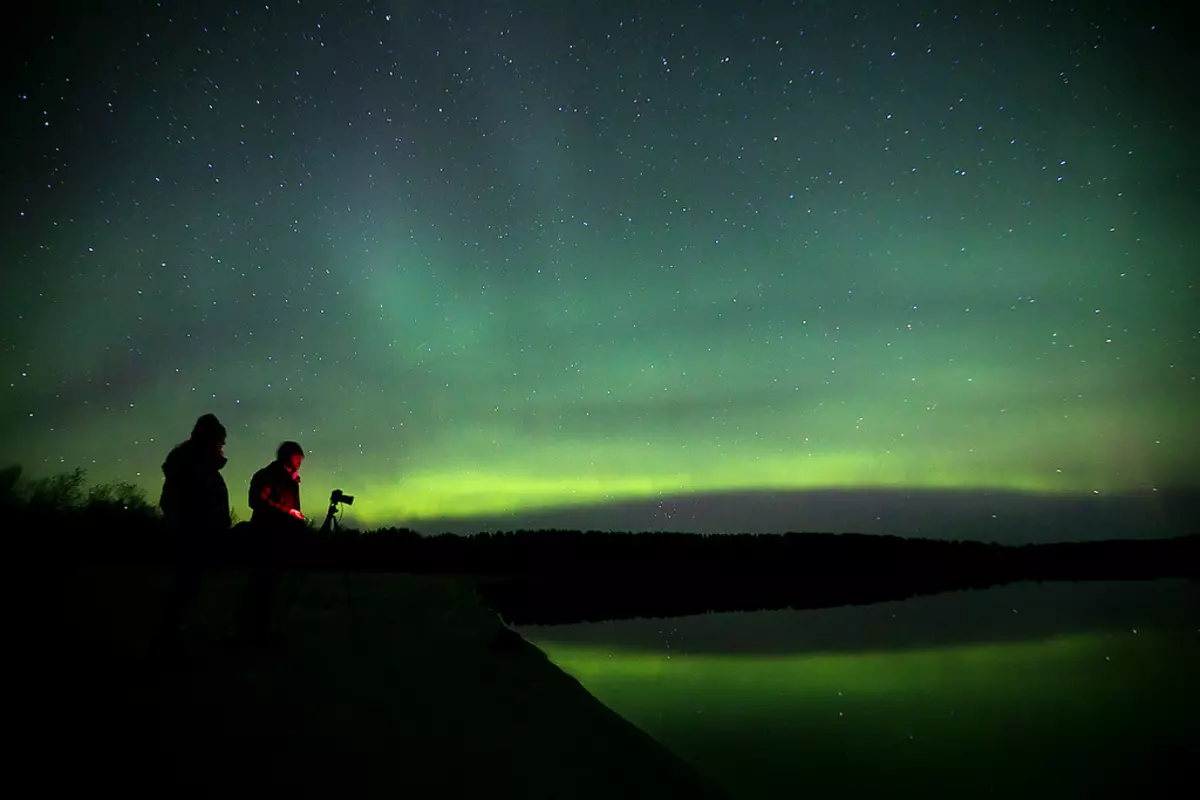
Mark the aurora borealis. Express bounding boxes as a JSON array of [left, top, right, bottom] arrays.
[[2, 0, 1196, 534], [524, 580, 1198, 796]]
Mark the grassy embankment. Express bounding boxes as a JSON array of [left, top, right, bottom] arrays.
[[41, 564, 726, 799]]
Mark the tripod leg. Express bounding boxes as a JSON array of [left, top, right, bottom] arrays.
[[319, 503, 337, 534]]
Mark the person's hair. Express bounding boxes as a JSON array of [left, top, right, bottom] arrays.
[[277, 441, 304, 461], [191, 413, 226, 443]]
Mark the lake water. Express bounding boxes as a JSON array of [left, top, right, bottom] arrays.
[[521, 580, 1198, 798]]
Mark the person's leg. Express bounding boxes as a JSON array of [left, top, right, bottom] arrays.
[[152, 531, 203, 653], [236, 526, 280, 643], [258, 560, 284, 639]]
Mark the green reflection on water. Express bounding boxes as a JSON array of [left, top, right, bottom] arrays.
[[530, 631, 1196, 798]]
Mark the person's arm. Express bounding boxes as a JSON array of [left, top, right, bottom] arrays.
[[249, 471, 303, 519], [249, 471, 283, 514], [213, 481, 232, 530], [161, 459, 196, 520]]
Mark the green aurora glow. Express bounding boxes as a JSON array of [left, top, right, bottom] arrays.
[[2, 1, 1195, 531]]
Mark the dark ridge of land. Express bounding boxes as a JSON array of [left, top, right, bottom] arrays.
[[31, 568, 730, 800], [11, 472, 736, 797]]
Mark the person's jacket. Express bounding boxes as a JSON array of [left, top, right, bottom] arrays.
[[160, 440, 231, 532], [248, 460, 302, 528]]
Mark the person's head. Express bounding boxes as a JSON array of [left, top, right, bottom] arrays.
[[277, 441, 304, 471], [191, 414, 227, 456]]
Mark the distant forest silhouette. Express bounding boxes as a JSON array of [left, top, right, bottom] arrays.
[[11, 465, 1198, 625]]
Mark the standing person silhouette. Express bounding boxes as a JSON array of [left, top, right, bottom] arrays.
[[152, 414, 231, 658], [236, 441, 306, 647]]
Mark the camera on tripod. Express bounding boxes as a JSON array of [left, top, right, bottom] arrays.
[[320, 489, 355, 534]]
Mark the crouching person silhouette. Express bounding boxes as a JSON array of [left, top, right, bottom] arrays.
[[235, 441, 306, 649], [152, 414, 231, 659]]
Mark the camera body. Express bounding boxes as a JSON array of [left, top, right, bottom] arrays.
[[330, 489, 355, 506]]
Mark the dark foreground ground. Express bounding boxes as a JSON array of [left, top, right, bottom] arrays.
[[30, 566, 726, 799]]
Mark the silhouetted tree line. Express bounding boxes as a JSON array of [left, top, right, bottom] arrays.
[[9, 465, 1197, 625], [415, 528, 1198, 624], [4, 465, 164, 554]]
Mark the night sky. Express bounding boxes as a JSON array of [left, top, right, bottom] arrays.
[[2, 0, 1196, 537]]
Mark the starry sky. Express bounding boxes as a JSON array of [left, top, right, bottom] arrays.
[[2, 0, 1196, 537]]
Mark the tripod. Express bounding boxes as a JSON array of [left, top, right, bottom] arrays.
[[319, 497, 341, 534], [318, 489, 354, 535], [315, 489, 364, 657]]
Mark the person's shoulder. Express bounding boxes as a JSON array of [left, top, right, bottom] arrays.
[[251, 461, 279, 479], [163, 441, 193, 469]]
